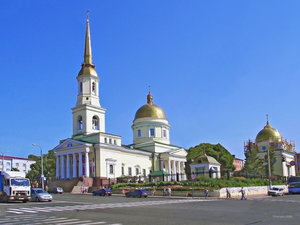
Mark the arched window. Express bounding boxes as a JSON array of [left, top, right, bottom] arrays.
[[77, 116, 83, 131], [92, 82, 96, 94], [92, 116, 99, 130]]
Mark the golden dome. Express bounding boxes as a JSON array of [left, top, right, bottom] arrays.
[[78, 65, 98, 77], [255, 121, 282, 143], [134, 92, 166, 120]]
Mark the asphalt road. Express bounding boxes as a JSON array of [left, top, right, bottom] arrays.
[[0, 193, 300, 225]]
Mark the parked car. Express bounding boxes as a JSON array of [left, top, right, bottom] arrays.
[[31, 188, 53, 202], [268, 187, 284, 196], [125, 189, 148, 198], [92, 188, 112, 196], [49, 186, 63, 194]]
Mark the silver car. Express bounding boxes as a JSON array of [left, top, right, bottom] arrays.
[[31, 188, 53, 202], [268, 187, 284, 196]]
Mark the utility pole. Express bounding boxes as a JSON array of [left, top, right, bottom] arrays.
[[267, 145, 272, 188], [32, 144, 44, 190]]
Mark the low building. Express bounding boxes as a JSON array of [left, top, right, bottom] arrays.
[[0, 155, 36, 174], [232, 155, 244, 171], [190, 154, 221, 178]]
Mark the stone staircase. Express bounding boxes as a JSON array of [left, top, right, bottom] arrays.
[[71, 180, 90, 194]]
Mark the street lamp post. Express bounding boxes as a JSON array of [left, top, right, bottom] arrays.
[[267, 145, 272, 188], [32, 143, 44, 190]]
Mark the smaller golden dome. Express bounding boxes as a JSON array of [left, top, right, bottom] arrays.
[[134, 92, 166, 120], [255, 121, 282, 143], [78, 64, 98, 77]]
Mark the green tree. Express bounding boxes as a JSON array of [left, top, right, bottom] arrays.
[[242, 148, 265, 176], [26, 150, 56, 184], [186, 143, 235, 176]]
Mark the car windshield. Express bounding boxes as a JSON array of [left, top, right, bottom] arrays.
[[10, 178, 30, 186], [272, 188, 279, 191], [35, 189, 46, 193]]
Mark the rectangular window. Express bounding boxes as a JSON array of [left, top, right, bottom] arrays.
[[121, 166, 124, 175], [128, 167, 132, 176], [143, 169, 146, 176], [109, 139, 112, 144], [109, 165, 114, 174], [137, 130, 142, 137], [163, 130, 167, 138], [136, 168, 139, 176], [16, 163, 19, 167], [150, 128, 155, 137], [114, 140, 117, 145], [104, 138, 107, 143]]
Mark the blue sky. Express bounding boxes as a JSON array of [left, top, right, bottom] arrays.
[[1, 0, 300, 159]]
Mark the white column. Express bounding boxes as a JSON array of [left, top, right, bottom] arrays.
[[73, 153, 77, 178], [66, 154, 70, 179], [160, 160, 164, 171], [61, 155, 65, 179], [168, 159, 171, 181], [79, 153, 83, 177], [85, 151, 90, 177], [172, 160, 175, 180], [56, 155, 59, 179]]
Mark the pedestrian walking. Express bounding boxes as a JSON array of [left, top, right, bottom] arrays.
[[226, 188, 231, 199], [167, 187, 172, 196], [163, 187, 167, 196], [80, 185, 84, 194], [240, 187, 247, 200], [204, 189, 209, 198]]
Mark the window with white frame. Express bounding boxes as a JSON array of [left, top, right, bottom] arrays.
[[77, 116, 83, 131], [137, 129, 142, 137], [109, 165, 114, 174], [121, 166, 124, 175], [92, 116, 99, 130], [114, 140, 117, 145], [150, 128, 155, 137], [163, 129, 167, 138], [128, 167, 132, 176], [136, 168, 139, 176], [92, 82, 96, 94], [104, 138, 107, 143], [143, 169, 146, 176]]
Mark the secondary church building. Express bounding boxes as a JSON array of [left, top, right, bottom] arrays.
[[53, 16, 187, 186]]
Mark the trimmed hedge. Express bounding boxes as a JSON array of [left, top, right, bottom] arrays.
[[111, 177, 285, 190]]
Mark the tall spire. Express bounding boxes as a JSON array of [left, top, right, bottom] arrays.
[[84, 10, 93, 65]]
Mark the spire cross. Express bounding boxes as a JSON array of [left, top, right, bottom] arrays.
[[148, 85, 151, 94], [86, 10, 90, 19], [266, 114, 269, 122]]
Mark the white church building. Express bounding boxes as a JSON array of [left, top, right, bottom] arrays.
[[53, 16, 187, 186]]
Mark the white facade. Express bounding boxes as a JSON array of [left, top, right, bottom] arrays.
[[53, 16, 187, 186], [0, 156, 35, 174]]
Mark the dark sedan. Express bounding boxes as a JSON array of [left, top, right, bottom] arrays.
[[92, 188, 112, 196], [125, 189, 148, 198]]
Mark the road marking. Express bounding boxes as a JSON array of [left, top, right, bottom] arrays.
[[6, 199, 214, 215], [44, 218, 79, 223], [81, 222, 107, 225], [57, 220, 92, 225]]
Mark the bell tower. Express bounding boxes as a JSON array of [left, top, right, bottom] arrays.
[[72, 13, 106, 136]]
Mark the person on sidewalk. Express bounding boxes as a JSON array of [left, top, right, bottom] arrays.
[[167, 187, 172, 196], [226, 188, 231, 199], [240, 187, 247, 200], [204, 189, 209, 198]]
